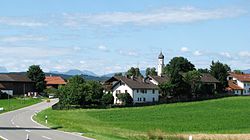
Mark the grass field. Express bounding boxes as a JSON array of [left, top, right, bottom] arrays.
[[35, 96, 250, 140], [0, 98, 41, 114]]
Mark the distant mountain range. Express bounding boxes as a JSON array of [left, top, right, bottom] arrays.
[[50, 69, 98, 77], [2, 71, 109, 82], [0, 66, 8, 73], [102, 70, 147, 77]]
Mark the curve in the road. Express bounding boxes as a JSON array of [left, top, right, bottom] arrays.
[[0, 99, 94, 140]]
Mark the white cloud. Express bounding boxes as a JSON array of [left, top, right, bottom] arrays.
[[0, 46, 71, 58], [63, 7, 246, 27], [0, 35, 47, 42], [193, 50, 202, 56], [180, 47, 189, 52], [220, 52, 232, 58], [98, 45, 109, 52], [119, 50, 138, 56], [0, 17, 47, 27], [239, 51, 250, 57]]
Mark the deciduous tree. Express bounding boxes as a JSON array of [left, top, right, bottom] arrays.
[[27, 65, 46, 93]]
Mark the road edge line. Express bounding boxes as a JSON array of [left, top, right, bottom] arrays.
[[0, 135, 8, 140], [30, 110, 95, 140]]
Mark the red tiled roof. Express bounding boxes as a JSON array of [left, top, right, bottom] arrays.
[[227, 80, 243, 90], [230, 73, 250, 82], [45, 76, 66, 85]]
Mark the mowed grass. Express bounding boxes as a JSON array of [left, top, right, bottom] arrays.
[[35, 96, 250, 140], [0, 98, 41, 114]]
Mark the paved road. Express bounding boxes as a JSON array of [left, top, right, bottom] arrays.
[[0, 99, 93, 140]]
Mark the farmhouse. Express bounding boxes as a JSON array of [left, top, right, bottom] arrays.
[[0, 74, 35, 96], [45, 76, 66, 89], [104, 76, 159, 104], [227, 73, 250, 95]]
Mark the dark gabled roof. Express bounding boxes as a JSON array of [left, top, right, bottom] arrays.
[[105, 76, 158, 89], [200, 73, 220, 83], [149, 75, 169, 84], [149, 73, 219, 84], [0, 74, 33, 82]]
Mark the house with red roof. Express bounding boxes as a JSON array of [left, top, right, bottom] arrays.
[[45, 76, 66, 89], [227, 73, 250, 95]]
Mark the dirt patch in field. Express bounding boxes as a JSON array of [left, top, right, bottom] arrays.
[[180, 134, 250, 140]]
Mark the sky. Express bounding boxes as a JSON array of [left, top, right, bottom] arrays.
[[0, 0, 250, 75]]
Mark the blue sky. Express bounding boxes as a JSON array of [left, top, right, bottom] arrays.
[[0, 0, 250, 75]]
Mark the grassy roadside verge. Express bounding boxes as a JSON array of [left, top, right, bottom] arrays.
[[34, 96, 250, 140], [0, 98, 41, 114]]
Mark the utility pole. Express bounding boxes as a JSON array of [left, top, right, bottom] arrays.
[[8, 93, 10, 110]]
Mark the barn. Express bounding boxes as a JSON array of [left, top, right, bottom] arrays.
[[0, 74, 35, 96]]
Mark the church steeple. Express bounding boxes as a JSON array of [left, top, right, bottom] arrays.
[[158, 51, 164, 76]]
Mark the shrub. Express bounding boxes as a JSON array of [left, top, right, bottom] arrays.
[[0, 91, 12, 99], [117, 93, 133, 105], [101, 93, 114, 105]]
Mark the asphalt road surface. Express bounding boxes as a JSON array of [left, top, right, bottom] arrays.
[[0, 99, 93, 140]]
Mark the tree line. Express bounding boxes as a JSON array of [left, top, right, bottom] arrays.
[[26, 55, 232, 108]]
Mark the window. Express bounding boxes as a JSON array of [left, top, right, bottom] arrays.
[[145, 90, 147, 93], [116, 90, 121, 94], [140, 98, 142, 101], [137, 89, 139, 93], [137, 98, 139, 101], [152, 97, 155, 102], [125, 90, 128, 93], [143, 98, 146, 102], [244, 83, 247, 87], [152, 89, 155, 94]]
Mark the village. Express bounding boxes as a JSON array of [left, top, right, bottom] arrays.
[[1, 52, 249, 105]]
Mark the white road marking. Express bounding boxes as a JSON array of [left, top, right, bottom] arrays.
[[0, 135, 8, 140], [42, 136, 52, 139], [25, 130, 31, 132]]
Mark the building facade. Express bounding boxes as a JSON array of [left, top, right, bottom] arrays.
[[227, 73, 250, 95], [0, 74, 35, 96], [104, 76, 159, 104]]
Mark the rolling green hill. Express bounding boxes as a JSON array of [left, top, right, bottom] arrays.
[[35, 96, 250, 140]]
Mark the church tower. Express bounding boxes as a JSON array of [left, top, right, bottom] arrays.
[[158, 51, 164, 76]]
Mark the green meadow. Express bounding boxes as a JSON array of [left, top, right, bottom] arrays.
[[0, 98, 41, 114], [35, 96, 250, 140]]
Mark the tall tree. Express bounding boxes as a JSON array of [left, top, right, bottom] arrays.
[[210, 61, 230, 92], [27, 65, 46, 93], [126, 67, 142, 77], [146, 67, 157, 77], [161, 57, 194, 98], [183, 70, 202, 97], [164, 57, 195, 74]]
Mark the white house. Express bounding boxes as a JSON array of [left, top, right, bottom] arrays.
[[227, 73, 250, 95], [104, 76, 159, 104]]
